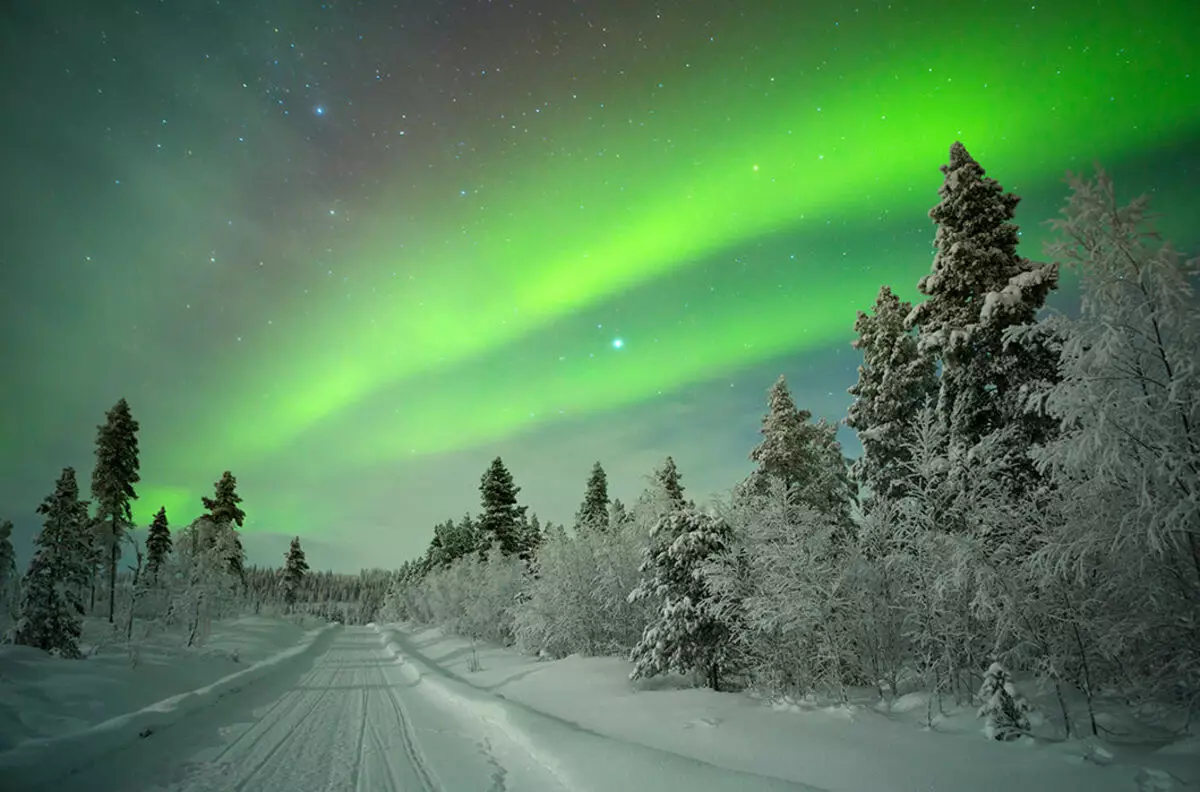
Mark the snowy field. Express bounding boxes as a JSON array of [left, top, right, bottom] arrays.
[[1, 616, 1195, 791], [0, 614, 328, 752]]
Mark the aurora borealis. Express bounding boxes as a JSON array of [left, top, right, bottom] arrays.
[[1, 0, 1197, 570]]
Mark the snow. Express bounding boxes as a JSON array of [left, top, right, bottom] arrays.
[[376, 622, 1198, 792], [2, 618, 1195, 791], [0, 615, 335, 789]]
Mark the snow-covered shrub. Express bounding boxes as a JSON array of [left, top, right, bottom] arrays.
[[402, 549, 526, 645], [977, 662, 1030, 740], [706, 481, 856, 699], [514, 517, 653, 658]]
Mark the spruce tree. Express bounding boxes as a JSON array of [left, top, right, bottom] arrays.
[[478, 457, 527, 556], [847, 286, 937, 502], [575, 461, 611, 533], [629, 507, 736, 690], [654, 457, 686, 510], [905, 142, 1058, 457], [977, 663, 1030, 740], [748, 376, 854, 523], [282, 537, 309, 609], [144, 506, 172, 584], [518, 512, 543, 563], [16, 468, 92, 657], [202, 471, 246, 582], [202, 471, 246, 527], [92, 398, 141, 622]]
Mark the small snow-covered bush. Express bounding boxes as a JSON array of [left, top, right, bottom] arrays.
[[977, 662, 1030, 741]]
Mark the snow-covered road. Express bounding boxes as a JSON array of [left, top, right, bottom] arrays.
[[26, 626, 819, 792]]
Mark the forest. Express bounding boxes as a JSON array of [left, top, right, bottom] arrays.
[[3, 142, 1196, 744]]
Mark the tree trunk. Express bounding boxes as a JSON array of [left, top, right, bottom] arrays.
[[108, 515, 119, 623], [1053, 678, 1072, 739]]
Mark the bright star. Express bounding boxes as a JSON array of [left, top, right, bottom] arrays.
[[314, 105, 325, 116], [612, 338, 624, 349]]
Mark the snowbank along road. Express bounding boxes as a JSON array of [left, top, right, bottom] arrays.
[[21, 625, 820, 792]]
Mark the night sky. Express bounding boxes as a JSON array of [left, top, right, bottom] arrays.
[[1, 0, 1197, 572]]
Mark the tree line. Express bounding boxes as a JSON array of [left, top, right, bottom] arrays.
[[382, 143, 1200, 741]]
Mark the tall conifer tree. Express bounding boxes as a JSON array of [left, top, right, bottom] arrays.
[[92, 398, 140, 622], [847, 286, 938, 502], [478, 457, 527, 556], [576, 462, 611, 533], [144, 506, 172, 584], [16, 468, 92, 657]]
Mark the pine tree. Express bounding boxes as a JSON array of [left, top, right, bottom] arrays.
[[0, 518, 18, 621], [202, 471, 246, 527], [576, 461, 611, 533], [847, 286, 937, 502], [905, 142, 1058, 457], [282, 537, 309, 609], [748, 376, 854, 523], [977, 662, 1030, 740], [517, 512, 543, 564], [15, 468, 92, 657], [91, 398, 141, 623], [654, 457, 686, 510], [478, 457, 527, 557], [201, 472, 246, 582], [144, 507, 172, 584], [629, 507, 736, 690]]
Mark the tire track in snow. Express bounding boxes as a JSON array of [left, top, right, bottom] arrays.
[[228, 661, 346, 792], [377, 658, 442, 792], [203, 650, 330, 767], [356, 692, 400, 792], [348, 686, 369, 792]]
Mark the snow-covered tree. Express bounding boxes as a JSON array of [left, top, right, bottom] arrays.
[[201, 471, 246, 582], [515, 513, 653, 658], [883, 405, 987, 710], [1029, 167, 1200, 701], [426, 515, 478, 568], [171, 517, 245, 646], [653, 456, 687, 510], [707, 481, 857, 698], [144, 506, 172, 584], [202, 470, 246, 528], [516, 511, 542, 564], [403, 547, 526, 644], [478, 457, 527, 557], [906, 142, 1058, 458], [282, 536, 309, 608], [847, 286, 937, 502], [15, 468, 92, 657], [608, 498, 630, 532], [747, 376, 854, 526], [91, 398, 141, 622], [977, 662, 1030, 741], [575, 461, 611, 533], [629, 507, 736, 690]]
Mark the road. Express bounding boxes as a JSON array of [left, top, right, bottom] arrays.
[[26, 626, 819, 792]]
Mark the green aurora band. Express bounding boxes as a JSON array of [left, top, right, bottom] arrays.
[[135, 0, 1198, 528]]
